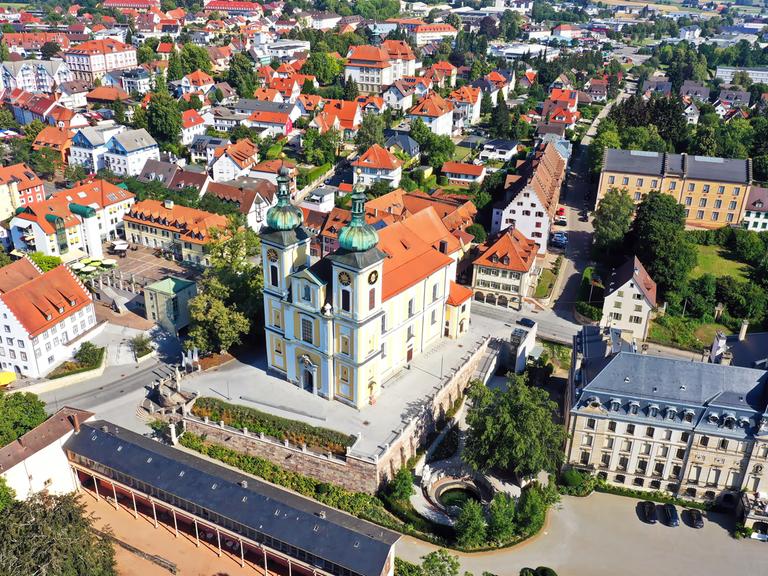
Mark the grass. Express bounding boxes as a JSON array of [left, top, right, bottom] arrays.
[[48, 345, 105, 379], [451, 146, 472, 162], [690, 245, 751, 282], [647, 316, 730, 352], [265, 141, 284, 160], [542, 341, 572, 373], [534, 268, 556, 299], [693, 323, 732, 344]]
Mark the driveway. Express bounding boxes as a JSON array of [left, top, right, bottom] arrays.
[[397, 492, 767, 576]]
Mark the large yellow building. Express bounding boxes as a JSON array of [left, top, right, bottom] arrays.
[[261, 167, 472, 409], [597, 149, 752, 229]]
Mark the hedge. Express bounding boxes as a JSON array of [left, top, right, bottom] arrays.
[[297, 163, 331, 188], [575, 301, 602, 321], [594, 480, 712, 510], [191, 397, 355, 455], [48, 346, 105, 379]]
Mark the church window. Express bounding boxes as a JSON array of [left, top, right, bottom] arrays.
[[341, 367, 350, 383], [301, 318, 313, 343], [431, 310, 437, 325], [369, 288, 376, 310], [302, 283, 311, 302], [270, 264, 279, 287], [341, 289, 351, 312]]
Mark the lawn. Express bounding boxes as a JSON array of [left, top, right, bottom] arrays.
[[693, 323, 732, 344], [451, 146, 472, 162], [534, 268, 556, 298], [647, 316, 730, 351], [690, 245, 751, 282]]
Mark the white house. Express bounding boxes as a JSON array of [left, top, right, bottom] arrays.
[[448, 85, 482, 130], [344, 45, 395, 95], [441, 161, 486, 187], [0, 407, 95, 501], [179, 69, 214, 95], [600, 256, 657, 341], [0, 259, 100, 378], [211, 138, 260, 182], [103, 129, 160, 176], [63, 38, 137, 82], [351, 144, 403, 189], [69, 122, 126, 173], [205, 180, 276, 232], [1, 59, 72, 93], [407, 92, 454, 137], [410, 23, 458, 47], [181, 108, 206, 145], [383, 81, 414, 111], [684, 101, 700, 125], [742, 186, 768, 231]]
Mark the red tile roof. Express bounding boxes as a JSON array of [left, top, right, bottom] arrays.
[[0, 163, 43, 193], [409, 92, 453, 117], [181, 108, 205, 129], [474, 227, 537, 273], [447, 281, 472, 306], [86, 86, 129, 102], [346, 45, 391, 68], [449, 85, 480, 104], [66, 38, 134, 55], [381, 39, 416, 61], [185, 69, 214, 87], [352, 144, 402, 171], [124, 199, 229, 245], [442, 161, 484, 177]]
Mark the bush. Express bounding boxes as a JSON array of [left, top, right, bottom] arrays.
[[455, 500, 487, 548], [575, 301, 602, 321], [395, 558, 423, 576], [74, 342, 102, 366], [427, 426, 459, 463], [561, 469, 585, 488], [733, 524, 754, 540], [191, 397, 355, 455], [594, 479, 711, 510], [130, 334, 153, 358], [48, 344, 105, 379], [389, 468, 414, 501]]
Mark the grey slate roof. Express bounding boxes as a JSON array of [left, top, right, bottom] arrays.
[[113, 129, 157, 152], [384, 133, 419, 157], [2, 59, 68, 77], [602, 149, 751, 184], [138, 159, 179, 184], [746, 186, 768, 213], [65, 421, 399, 576]]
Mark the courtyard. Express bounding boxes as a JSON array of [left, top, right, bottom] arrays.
[[101, 242, 199, 284]]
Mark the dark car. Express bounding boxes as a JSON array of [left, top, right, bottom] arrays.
[[517, 318, 536, 328], [663, 503, 679, 527], [687, 508, 704, 529], [639, 501, 657, 524]]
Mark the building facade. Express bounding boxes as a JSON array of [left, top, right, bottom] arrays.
[[1, 59, 72, 93], [103, 129, 160, 177], [64, 39, 138, 82], [143, 276, 197, 335], [600, 256, 657, 341], [742, 186, 768, 231]]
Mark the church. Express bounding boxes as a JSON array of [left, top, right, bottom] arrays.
[[261, 165, 473, 409]]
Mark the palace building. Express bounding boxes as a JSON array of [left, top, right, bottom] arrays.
[[261, 166, 472, 409]]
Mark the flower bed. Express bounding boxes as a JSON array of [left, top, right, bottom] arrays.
[[48, 344, 105, 379], [190, 397, 356, 456]]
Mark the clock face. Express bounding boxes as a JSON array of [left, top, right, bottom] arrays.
[[266, 248, 279, 262], [338, 271, 351, 286], [368, 270, 379, 285]]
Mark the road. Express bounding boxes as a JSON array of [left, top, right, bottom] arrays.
[[397, 492, 767, 576]]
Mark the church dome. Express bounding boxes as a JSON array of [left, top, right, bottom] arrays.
[[338, 175, 378, 252], [266, 162, 303, 232]]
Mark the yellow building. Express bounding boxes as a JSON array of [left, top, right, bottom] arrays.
[[261, 167, 472, 409], [597, 149, 752, 229]]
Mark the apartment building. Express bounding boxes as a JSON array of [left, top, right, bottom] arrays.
[[64, 39, 138, 82], [0, 163, 45, 209], [70, 122, 127, 173], [599, 256, 657, 341], [103, 129, 160, 177], [410, 24, 458, 47], [567, 326, 768, 507], [1, 33, 70, 57], [1, 60, 72, 93], [344, 45, 395, 95], [742, 186, 768, 231], [597, 149, 752, 229]]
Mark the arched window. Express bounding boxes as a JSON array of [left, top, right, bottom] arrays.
[[369, 288, 376, 311]]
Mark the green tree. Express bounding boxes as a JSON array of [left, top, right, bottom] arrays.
[[464, 375, 566, 477], [367, 179, 393, 197], [167, 50, 183, 81], [481, 91, 493, 115], [0, 391, 47, 447], [423, 134, 455, 168], [388, 467, 414, 501], [0, 247, 11, 268], [147, 90, 182, 145], [28, 252, 62, 272], [228, 52, 257, 98], [589, 126, 621, 174], [0, 492, 116, 575], [342, 77, 359, 100], [304, 128, 340, 165], [179, 43, 212, 75], [465, 223, 487, 243], [455, 499, 487, 547], [0, 477, 14, 513], [630, 191, 697, 295], [692, 123, 716, 155], [30, 146, 59, 179], [487, 493, 516, 543], [40, 41, 61, 60], [354, 114, 385, 151], [137, 43, 155, 64], [23, 119, 46, 142], [188, 276, 250, 353], [302, 51, 342, 85], [490, 99, 510, 138], [592, 187, 635, 261], [0, 108, 18, 130], [421, 550, 460, 576]]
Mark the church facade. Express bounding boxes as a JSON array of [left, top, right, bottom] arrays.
[[261, 167, 472, 409]]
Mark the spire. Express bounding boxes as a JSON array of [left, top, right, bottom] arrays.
[[337, 171, 379, 253], [265, 156, 303, 232]]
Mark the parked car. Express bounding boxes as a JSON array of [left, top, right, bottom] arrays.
[[639, 501, 657, 524], [662, 504, 679, 527], [554, 218, 567, 226], [687, 509, 704, 529], [556, 207, 566, 216], [517, 318, 536, 328]]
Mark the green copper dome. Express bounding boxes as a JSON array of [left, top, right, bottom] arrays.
[[266, 162, 303, 232], [338, 178, 378, 252]]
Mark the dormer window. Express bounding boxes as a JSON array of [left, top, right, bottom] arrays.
[[707, 413, 719, 425], [629, 402, 639, 415], [666, 407, 677, 420], [684, 410, 694, 423], [302, 283, 311, 303], [648, 405, 658, 418], [588, 396, 601, 409], [610, 398, 621, 412]]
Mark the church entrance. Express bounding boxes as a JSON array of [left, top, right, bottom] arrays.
[[299, 355, 317, 395], [303, 368, 314, 392]]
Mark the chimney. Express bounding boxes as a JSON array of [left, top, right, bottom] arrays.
[[739, 319, 749, 342], [163, 199, 174, 210], [69, 413, 80, 434], [721, 350, 733, 366]]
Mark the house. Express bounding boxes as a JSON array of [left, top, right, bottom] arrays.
[[0, 260, 98, 378], [245, 109, 293, 136], [189, 135, 228, 165], [310, 99, 362, 138], [138, 159, 179, 185], [0, 407, 94, 500], [586, 77, 608, 102], [679, 25, 701, 40], [471, 226, 538, 310], [1, 59, 72, 93], [168, 168, 210, 196], [181, 108, 206, 145], [103, 129, 160, 176], [204, 179, 276, 232], [1, 32, 70, 58], [86, 86, 130, 105], [718, 88, 750, 107], [410, 23, 457, 47], [478, 139, 520, 162], [552, 23, 581, 39], [352, 144, 403, 189], [642, 77, 672, 98], [124, 199, 229, 266], [344, 45, 394, 95], [742, 186, 768, 231], [248, 160, 298, 193], [383, 80, 414, 111], [441, 161, 486, 187], [0, 163, 45, 209], [600, 256, 657, 340], [542, 88, 578, 118], [32, 126, 73, 165], [211, 138, 260, 182], [407, 92, 454, 136], [518, 70, 537, 90], [57, 80, 90, 109], [356, 95, 386, 115], [180, 69, 214, 95], [384, 133, 420, 159], [120, 68, 151, 94], [381, 39, 419, 77], [684, 101, 700, 125], [254, 88, 284, 103], [69, 122, 126, 173], [491, 142, 566, 251], [448, 85, 482, 130], [680, 80, 710, 102], [64, 39, 137, 82], [144, 277, 197, 334], [426, 61, 457, 88]]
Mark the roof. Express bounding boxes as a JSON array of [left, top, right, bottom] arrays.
[[184, 69, 214, 87], [605, 256, 657, 307], [217, 138, 259, 170], [32, 126, 73, 151], [58, 178, 134, 208], [442, 161, 484, 177], [381, 39, 416, 61], [0, 258, 40, 293], [65, 421, 399, 576], [346, 45, 391, 69], [449, 85, 480, 105], [447, 281, 472, 306], [746, 186, 768, 213], [409, 92, 453, 118], [111, 129, 157, 152], [124, 199, 229, 244], [352, 144, 402, 171], [86, 86, 129, 102], [66, 38, 133, 55], [181, 108, 205, 129], [206, 179, 276, 213], [0, 407, 93, 473], [139, 160, 179, 184], [413, 24, 456, 33], [0, 264, 93, 338], [168, 169, 209, 191], [144, 276, 196, 295], [474, 227, 537, 272], [602, 149, 751, 184], [0, 162, 43, 191]]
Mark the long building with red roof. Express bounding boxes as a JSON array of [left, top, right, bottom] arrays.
[[64, 39, 137, 82]]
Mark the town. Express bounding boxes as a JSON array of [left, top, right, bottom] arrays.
[[0, 0, 767, 575]]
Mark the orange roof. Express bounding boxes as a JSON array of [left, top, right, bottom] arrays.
[[253, 87, 282, 101], [66, 38, 133, 55], [356, 95, 384, 111], [247, 109, 291, 125], [0, 262, 92, 338], [32, 126, 73, 150], [318, 99, 360, 130], [548, 88, 578, 104], [447, 281, 472, 306], [185, 69, 214, 87], [157, 42, 174, 53], [0, 257, 40, 293], [218, 138, 259, 169], [298, 93, 322, 111], [409, 92, 453, 117], [251, 159, 297, 175], [449, 85, 480, 104], [0, 163, 43, 193], [413, 24, 456, 33], [523, 70, 537, 84], [352, 143, 402, 171], [346, 45, 391, 68], [442, 161, 484, 177], [474, 227, 537, 273], [181, 108, 205, 129], [124, 199, 229, 245], [86, 86, 129, 101], [431, 61, 456, 73], [382, 39, 416, 61]]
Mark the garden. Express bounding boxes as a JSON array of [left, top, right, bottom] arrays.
[[48, 342, 105, 379]]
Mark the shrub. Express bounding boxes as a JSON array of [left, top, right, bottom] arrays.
[[560, 469, 584, 488], [191, 397, 355, 455], [395, 558, 423, 576], [389, 468, 414, 501], [130, 334, 153, 358], [733, 524, 754, 540], [455, 500, 487, 548], [74, 342, 102, 366], [594, 479, 711, 510], [428, 426, 459, 463], [575, 301, 602, 321], [48, 344, 105, 379]]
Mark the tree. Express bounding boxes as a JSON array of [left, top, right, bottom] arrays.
[[228, 52, 257, 98], [490, 99, 510, 139], [588, 125, 621, 174], [23, 119, 46, 142], [28, 252, 62, 272], [464, 375, 566, 478], [481, 91, 493, 115], [302, 51, 342, 85], [454, 500, 487, 548], [31, 146, 60, 179], [465, 223, 487, 243], [0, 492, 116, 575], [188, 276, 250, 353], [354, 114, 385, 151], [368, 180, 393, 197], [342, 77, 359, 100], [592, 187, 635, 261], [409, 118, 431, 146], [40, 41, 61, 60], [137, 44, 155, 64], [0, 477, 14, 513], [0, 108, 18, 130], [179, 43, 212, 75], [0, 247, 11, 268], [147, 90, 182, 145], [487, 493, 516, 543], [167, 50, 183, 81], [421, 550, 460, 576], [303, 128, 340, 165], [630, 191, 697, 295], [0, 391, 47, 447], [388, 467, 414, 501]]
